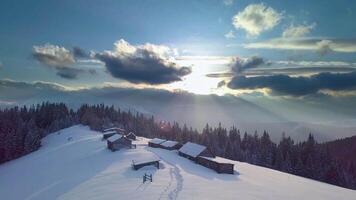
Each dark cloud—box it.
[227,71,356,96]
[217,80,226,88]
[95,39,191,85]
[231,56,265,74]
[32,44,98,79]
[73,47,90,58]
[56,68,83,79]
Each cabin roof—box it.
[179,142,207,158]
[132,157,160,165]
[127,132,136,136]
[104,127,125,132]
[160,140,178,148]
[104,130,117,135]
[149,138,166,144]
[107,134,123,142]
[199,156,232,164]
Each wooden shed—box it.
[125,132,137,140]
[178,142,214,161]
[196,156,234,174]
[160,140,182,150]
[107,134,132,152]
[148,138,166,148]
[132,158,160,170]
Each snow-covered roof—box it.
[149,138,166,144]
[104,127,125,132]
[179,142,207,158]
[103,130,117,135]
[160,140,178,148]
[199,156,232,164]
[132,157,160,165]
[107,134,122,142]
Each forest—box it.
[0,102,355,189]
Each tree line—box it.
[0,103,355,189]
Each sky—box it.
[1,0,356,129]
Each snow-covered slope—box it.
[0,125,355,200]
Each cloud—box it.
[207,60,356,78]
[32,44,99,79]
[73,47,90,58]
[217,80,226,88]
[282,23,315,38]
[227,71,356,96]
[33,44,75,67]
[244,38,356,53]
[230,56,265,74]
[95,39,191,85]
[232,3,282,37]
[223,0,233,6]
[224,30,236,39]
[316,40,333,55]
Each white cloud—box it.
[32,44,98,79]
[33,44,75,68]
[224,30,236,39]
[282,23,315,38]
[316,39,333,55]
[223,0,234,6]
[232,3,282,37]
[244,38,356,53]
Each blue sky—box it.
[1,0,356,103]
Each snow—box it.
[161,140,179,148]
[132,157,160,166]
[199,156,232,163]
[0,125,355,200]
[178,142,207,158]
[103,127,125,132]
[107,134,122,142]
[103,130,116,135]
[149,138,166,144]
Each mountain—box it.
[0,125,355,200]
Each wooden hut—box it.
[160,140,181,150]
[178,142,214,161]
[107,134,132,152]
[132,158,160,170]
[102,130,117,140]
[125,132,137,140]
[196,156,234,174]
[148,138,166,148]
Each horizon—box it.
[1,1,356,141]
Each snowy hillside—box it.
[0,125,355,200]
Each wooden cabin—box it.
[196,156,234,174]
[126,132,137,140]
[148,138,166,148]
[160,140,181,150]
[107,134,132,152]
[102,130,117,140]
[178,142,214,161]
[132,158,160,170]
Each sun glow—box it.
[169,56,231,95]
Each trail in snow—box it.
[147,147,183,200]
[168,165,183,200]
